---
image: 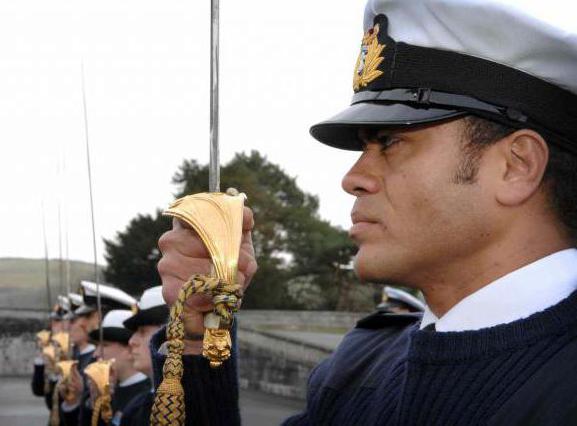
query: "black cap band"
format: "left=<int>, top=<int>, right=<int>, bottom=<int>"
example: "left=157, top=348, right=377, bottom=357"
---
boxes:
left=88, top=327, right=133, bottom=345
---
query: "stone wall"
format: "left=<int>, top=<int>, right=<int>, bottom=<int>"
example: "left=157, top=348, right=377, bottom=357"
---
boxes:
left=237, top=326, right=332, bottom=399
left=237, top=310, right=365, bottom=329
left=0, top=316, right=44, bottom=376
left=235, top=310, right=366, bottom=400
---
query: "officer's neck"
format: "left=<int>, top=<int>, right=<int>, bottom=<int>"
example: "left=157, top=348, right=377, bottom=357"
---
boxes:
left=116, top=364, right=140, bottom=384
left=420, top=222, right=572, bottom=318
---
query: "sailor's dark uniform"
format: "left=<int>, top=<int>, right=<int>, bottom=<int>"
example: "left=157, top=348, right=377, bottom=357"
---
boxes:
left=119, top=390, right=154, bottom=426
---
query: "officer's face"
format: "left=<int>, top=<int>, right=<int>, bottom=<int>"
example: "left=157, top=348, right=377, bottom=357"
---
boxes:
left=70, top=316, right=89, bottom=345
left=342, top=119, right=493, bottom=288
left=95, top=341, right=133, bottom=382
left=86, top=311, right=100, bottom=333
left=51, top=319, right=63, bottom=334
left=128, top=325, right=159, bottom=376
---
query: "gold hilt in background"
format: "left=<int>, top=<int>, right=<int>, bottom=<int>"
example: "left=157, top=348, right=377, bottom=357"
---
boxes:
left=163, top=190, right=245, bottom=367
left=56, top=360, right=78, bottom=403
left=44, top=331, right=69, bottom=375
left=36, top=330, right=51, bottom=349
left=85, top=359, right=114, bottom=426
left=49, top=360, right=79, bottom=426
left=51, top=331, right=70, bottom=361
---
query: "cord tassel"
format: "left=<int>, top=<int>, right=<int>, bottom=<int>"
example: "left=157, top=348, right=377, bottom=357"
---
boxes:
left=150, top=275, right=241, bottom=425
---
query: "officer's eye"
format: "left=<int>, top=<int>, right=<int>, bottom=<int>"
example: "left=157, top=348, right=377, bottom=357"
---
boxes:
left=377, top=135, right=401, bottom=151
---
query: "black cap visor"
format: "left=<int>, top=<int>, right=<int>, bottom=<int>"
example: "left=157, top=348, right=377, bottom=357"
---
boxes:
left=74, top=305, right=97, bottom=316
left=310, top=102, right=464, bottom=151
left=123, top=305, right=169, bottom=332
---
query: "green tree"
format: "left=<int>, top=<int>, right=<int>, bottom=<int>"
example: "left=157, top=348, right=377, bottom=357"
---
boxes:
left=103, top=211, right=171, bottom=296
left=104, top=151, right=358, bottom=308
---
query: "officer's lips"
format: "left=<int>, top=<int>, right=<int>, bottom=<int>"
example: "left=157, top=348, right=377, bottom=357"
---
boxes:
left=349, top=211, right=381, bottom=239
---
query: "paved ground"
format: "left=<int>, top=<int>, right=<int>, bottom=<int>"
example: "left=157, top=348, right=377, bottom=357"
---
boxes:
left=265, top=330, right=345, bottom=351
left=0, top=377, right=304, bottom=426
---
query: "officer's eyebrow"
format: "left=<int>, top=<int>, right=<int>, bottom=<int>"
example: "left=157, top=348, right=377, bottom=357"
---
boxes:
left=358, top=127, right=396, bottom=145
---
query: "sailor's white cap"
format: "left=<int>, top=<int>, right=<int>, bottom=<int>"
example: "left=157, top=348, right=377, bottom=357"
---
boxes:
left=88, top=309, right=133, bottom=344
left=57, top=295, right=70, bottom=311
left=123, top=286, right=169, bottom=331
left=50, top=298, right=69, bottom=320
left=68, top=293, right=83, bottom=309
left=80, top=281, right=137, bottom=312
left=311, top=0, right=577, bottom=154
left=378, top=286, right=426, bottom=313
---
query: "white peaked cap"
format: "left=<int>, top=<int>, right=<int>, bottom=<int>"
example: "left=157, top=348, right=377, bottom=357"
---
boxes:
left=123, top=286, right=169, bottom=331
left=57, top=295, right=71, bottom=311
left=89, top=309, right=134, bottom=344
left=364, top=0, right=577, bottom=93
left=101, top=310, right=133, bottom=329
left=384, top=286, right=426, bottom=312
left=138, top=286, right=165, bottom=310
left=81, top=280, right=137, bottom=308
left=68, top=293, right=83, bottom=307
left=311, top=0, right=577, bottom=154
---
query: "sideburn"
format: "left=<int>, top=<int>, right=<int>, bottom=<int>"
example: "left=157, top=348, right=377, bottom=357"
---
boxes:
left=452, top=141, right=486, bottom=185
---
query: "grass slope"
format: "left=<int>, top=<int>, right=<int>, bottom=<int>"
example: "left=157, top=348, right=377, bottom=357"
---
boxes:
left=0, top=258, right=103, bottom=310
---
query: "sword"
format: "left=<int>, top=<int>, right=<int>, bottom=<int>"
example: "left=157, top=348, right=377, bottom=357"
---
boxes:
left=151, top=3, right=244, bottom=422
left=41, top=203, right=53, bottom=319
left=209, top=0, right=220, bottom=193
left=81, top=62, right=104, bottom=358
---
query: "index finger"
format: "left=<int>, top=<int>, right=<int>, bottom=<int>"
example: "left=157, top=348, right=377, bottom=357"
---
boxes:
left=242, top=207, right=254, bottom=232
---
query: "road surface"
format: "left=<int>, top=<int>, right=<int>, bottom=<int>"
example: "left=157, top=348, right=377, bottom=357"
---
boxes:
left=0, top=377, right=304, bottom=426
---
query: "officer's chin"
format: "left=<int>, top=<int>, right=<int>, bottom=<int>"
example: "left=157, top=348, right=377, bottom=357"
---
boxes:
left=353, top=251, right=410, bottom=287
left=353, top=253, right=381, bottom=283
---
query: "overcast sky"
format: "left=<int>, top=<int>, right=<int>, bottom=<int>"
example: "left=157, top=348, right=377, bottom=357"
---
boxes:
left=0, top=0, right=366, bottom=266
left=3, top=0, right=571, bottom=269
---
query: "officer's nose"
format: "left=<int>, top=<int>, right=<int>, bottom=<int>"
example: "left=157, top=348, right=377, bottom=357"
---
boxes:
left=342, top=147, right=380, bottom=196
left=128, top=333, right=138, bottom=349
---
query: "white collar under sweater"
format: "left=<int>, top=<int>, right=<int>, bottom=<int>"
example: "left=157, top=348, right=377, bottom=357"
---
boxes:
left=119, top=372, right=148, bottom=387
left=80, top=343, right=95, bottom=356
left=420, top=248, right=577, bottom=332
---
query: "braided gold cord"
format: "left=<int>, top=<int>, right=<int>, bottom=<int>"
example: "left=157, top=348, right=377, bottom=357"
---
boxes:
left=91, top=396, right=101, bottom=426
left=150, top=275, right=242, bottom=426
left=101, top=392, right=113, bottom=425
left=49, top=350, right=63, bottom=426
left=90, top=393, right=113, bottom=426
left=44, top=372, right=51, bottom=397
left=49, top=378, right=61, bottom=426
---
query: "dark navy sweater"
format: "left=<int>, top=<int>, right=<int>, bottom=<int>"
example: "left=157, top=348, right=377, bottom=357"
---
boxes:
left=152, top=290, right=577, bottom=425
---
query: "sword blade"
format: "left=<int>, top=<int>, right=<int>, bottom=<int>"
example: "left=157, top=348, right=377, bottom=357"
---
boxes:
left=41, top=202, right=53, bottom=317
left=81, top=62, right=104, bottom=357
left=209, top=0, right=220, bottom=193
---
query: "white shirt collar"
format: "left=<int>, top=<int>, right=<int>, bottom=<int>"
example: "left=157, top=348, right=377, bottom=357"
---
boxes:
left=80, top=344, right=95, bottom=356
left=420, top=248, right=577, bottom=332
left=119, top=372, right=148, bottom=387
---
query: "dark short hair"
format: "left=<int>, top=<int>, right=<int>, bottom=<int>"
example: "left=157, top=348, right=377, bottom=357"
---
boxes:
left=458, top=116, right=577, bottom=244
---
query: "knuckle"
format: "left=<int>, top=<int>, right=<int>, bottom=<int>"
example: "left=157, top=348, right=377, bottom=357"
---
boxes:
left=157, top=230, right=173, bottom=253
left=249, top=259, right=258, bottom=275
left=156, top=257, right=170, bottom=277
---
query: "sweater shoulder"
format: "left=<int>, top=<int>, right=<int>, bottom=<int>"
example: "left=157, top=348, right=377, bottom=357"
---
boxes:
left=308, top=315, right=416, bottom=393
left=355, top=311, right=422, bottom=329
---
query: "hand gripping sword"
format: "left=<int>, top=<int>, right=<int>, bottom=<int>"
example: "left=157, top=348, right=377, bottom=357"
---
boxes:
left=151, top=2, right=246, bottom=425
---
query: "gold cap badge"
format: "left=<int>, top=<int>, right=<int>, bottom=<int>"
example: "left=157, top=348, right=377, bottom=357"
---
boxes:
left=353, top=23, right=386, bottom=92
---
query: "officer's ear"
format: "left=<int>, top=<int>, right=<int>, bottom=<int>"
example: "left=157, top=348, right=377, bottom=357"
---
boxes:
left=493, top=129, right=549, bottom=206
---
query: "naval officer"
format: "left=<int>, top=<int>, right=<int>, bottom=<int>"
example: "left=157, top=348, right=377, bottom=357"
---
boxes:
left=154, top=0, right=577, bottom=424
